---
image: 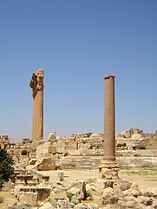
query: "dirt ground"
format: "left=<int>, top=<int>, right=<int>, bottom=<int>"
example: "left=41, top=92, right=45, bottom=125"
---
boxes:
left=120, top=169, right=157, bottom=188
left=0, top=191, right=17, bottom=209
left=40, top=169, right=157, bottom=188
left=0, top=169, right=157, bottom=209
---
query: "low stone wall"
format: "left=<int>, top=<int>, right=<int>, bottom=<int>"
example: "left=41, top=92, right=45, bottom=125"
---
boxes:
left=61, top=155, right=157, bottom=170
left=117, top=156, right=157, bottom=169
left=61, top=156, right=102, bottom=169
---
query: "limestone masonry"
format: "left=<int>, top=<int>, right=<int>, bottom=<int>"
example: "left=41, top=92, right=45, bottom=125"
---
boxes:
left=2, top=129, right=157, bottom=209
left=2, top=128, right=157, bottom=172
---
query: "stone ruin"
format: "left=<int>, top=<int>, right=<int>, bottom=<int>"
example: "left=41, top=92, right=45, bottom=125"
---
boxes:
left=0, top=134, right=9, bottom=149
left=4, top=127, right=157, bottom=173
left=3, top=128, right=157, bottom=208
left=2, top=71, right=157, bottom=209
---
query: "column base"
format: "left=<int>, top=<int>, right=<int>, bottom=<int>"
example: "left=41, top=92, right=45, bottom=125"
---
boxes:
left=99, top=159, right=119, bottom=180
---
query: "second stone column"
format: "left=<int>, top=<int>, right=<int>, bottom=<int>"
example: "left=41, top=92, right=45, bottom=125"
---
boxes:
left=101, top=75, right=119, bottom=179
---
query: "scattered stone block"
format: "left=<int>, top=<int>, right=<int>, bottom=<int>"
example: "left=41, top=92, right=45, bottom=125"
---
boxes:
left=58, top=171, right=64, bottom=181
left=69, top=180, right=86, bottom=200
left=102, top=187, right=118, bottom=205
left=9, top=203, right=30, bottom=209
left=19, top=191, right=38, bottom=207
left=37, top=157, right=56, bottom=171
left=38, top=202, right=54, bottom=209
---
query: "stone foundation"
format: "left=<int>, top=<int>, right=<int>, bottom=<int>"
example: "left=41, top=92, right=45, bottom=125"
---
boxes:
left=100, top=160, right=119, bottom=180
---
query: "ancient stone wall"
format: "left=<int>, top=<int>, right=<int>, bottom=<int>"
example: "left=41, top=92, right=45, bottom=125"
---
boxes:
left=4, top=128, right=157, bottom=171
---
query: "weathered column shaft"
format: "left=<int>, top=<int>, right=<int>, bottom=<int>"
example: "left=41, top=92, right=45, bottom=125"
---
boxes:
left=32, top=95, right=36, bottom=140
left=30, top=69, right=44, bottom=141
left=35, top=89, right=43, bottom=139
left=32, top=89, right=43, bottom=140
left=100, top=75, right=119, bottom=180
left=104, top=75, right=115, bottom=160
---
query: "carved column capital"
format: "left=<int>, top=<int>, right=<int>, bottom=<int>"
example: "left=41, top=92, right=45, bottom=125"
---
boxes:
left=29, top=69, right=44, bottom=98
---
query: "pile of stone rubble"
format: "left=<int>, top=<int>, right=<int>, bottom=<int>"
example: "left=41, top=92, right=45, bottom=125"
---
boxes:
left=8, top=175, right=157, bottom=209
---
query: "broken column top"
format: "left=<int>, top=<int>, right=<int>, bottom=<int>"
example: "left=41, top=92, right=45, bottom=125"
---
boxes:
left=36, top=68, right=44, bottom=77
left=104, top=75, right=115, bottom=79
left=29, top=68, right=44, bottom=98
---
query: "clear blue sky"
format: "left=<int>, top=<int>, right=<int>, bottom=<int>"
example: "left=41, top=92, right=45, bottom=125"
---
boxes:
left=0, top=0, right=157, bottom=142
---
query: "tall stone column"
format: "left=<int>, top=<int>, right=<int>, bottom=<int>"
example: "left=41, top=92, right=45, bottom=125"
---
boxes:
left=29, top=69, right=44, bottom=141
left=100, top=75, right=119, bottom=179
